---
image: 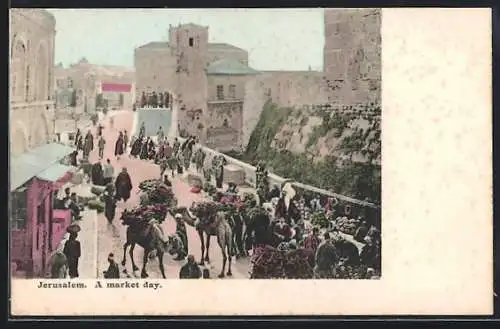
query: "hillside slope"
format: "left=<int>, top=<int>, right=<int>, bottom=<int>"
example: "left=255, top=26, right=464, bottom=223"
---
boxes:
left=230, top=101, right=381, bottom=203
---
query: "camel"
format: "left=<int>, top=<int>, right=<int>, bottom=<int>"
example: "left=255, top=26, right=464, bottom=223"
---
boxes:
left=121, top=213, right=183, bottom=278
left=174, top=206, right=234, bottom=278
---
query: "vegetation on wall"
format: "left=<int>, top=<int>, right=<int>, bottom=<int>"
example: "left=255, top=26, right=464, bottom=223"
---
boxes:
left=231, top=101, right=381, bottom=204
left=244, top=101, right=293, bottom=160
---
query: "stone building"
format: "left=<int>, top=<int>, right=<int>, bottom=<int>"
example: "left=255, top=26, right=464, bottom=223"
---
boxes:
left=135, top=23, right=258, bottom=152
left=135, top=23, right=326, bottom=152
left=323, top=8, right=381, bottom=105
left=135, top=10, right=381, bottom=151
left=54, top=58, right=135, bottom=113
left=10, top=9, right=57, bottom=157
left=205, top=59, right=259, bottom=150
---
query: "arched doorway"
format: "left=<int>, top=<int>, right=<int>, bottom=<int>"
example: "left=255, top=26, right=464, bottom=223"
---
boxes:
left=10, top=37, right=27, bottom=103
left=35, top=43, right=49, bottom=102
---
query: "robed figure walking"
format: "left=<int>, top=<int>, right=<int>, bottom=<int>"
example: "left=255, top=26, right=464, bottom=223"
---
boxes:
left=91, top=161, right=104, bottom=186
left=140, top=140, right=148, bottom=160
left=123, top=131, right=129, bottom=154
left=103, top=190, right=117, bottom=224
left=83, top=131, right=94, bottom=158
left=114, top=132, right=124, bottom=160
left=74, top=129, right=81, bottom=149
left=114, top=167, right=133, bottom=203
left=130, top=137, right=142, bottom=158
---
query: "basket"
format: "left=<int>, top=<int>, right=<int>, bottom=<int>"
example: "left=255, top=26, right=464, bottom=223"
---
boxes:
left=187, top=174, right=203, bottom=188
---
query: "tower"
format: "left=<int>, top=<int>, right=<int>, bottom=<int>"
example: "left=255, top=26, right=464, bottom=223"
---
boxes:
left=170, top=23, right=209, bottom=140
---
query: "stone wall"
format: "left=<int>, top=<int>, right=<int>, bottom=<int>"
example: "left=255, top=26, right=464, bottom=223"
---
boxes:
left=10, top=8, right=56, bottom=157
left=240, top=71, right=328, bottom=149
left=178, top=136, right=379, bottom=208
left=242, top=77, right=267, bottom=148
left=256, top=71, right=328, bottom=107
left=134, top=46, right=176, bottom=99
left=205, top=100, right=243, bottom=151
left=207, top=75, right=248, bottom=101
left=323, top=8, right=381, bottom=105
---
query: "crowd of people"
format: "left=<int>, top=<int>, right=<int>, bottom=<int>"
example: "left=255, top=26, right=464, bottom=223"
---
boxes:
left=138, top=91, right=172, bottom=109
left=67, top=117, right=381, bottom=279
left=219, top=182, right=382, bottom=279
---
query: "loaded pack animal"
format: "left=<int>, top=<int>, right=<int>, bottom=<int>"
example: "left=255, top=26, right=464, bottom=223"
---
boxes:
left=120, top=210, right=183, bottom=278
left=173, top=204, right=234, bottom=278
left=121, top=183, right=181, bottom=278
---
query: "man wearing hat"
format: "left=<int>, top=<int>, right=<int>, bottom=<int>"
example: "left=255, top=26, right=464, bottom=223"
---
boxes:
left=179, top=255, right=202, bottom=279
left=174, top=213, right=188, bottom=261
left=63, top=232, right=81, bottom=278
left=103, top=253, right=120, bottom=279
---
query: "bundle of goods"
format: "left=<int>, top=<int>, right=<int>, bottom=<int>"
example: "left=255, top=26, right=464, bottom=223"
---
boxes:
left=87, top=199, right=105, bottom=213
left=78, top=195, right=98, bottom=205
left=190, top=201, right=220, bottom=217
left=335, top=216, right=361, bottom=235
left=120, top=203, right=170, bottom=225
left=218, top=202, right=238, bottom=216
left=90, top=186, right=106, bottom=196
left=203, top=182, right=217, bottom=196
left=219, top=193, right=240, bottom=204
left=250, top=245, right=314, bottom=279
left=332, top=263, right=379, bottom=279
left=138, top=179, right=175, bottom=206
left=190, top=186, right=202, bottom=194
left=310, top=211, right=330, bottom=229
left=242, top=192, right=256, bottom=204
left=190, top=201, right=236, bottom=218
left=187, top=174, right=203, bottom=189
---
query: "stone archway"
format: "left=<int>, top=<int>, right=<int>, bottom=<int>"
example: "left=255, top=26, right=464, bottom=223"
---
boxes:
left=35, top=42, right=49, bottom=102
left=10, top=121, right=29, bottom=157
left=10, top=36, right=27, bottom=102
left=30, top=113, right=50, bottom=148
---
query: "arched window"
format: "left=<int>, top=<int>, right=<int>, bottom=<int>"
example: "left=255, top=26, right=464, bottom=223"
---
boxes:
left=11, top=39, right=27, bottom=102
left=36, top=44, right=48, bottom=101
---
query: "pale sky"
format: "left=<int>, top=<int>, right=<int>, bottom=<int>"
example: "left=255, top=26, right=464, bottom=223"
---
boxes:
left=47, top=9, right=325, bottom=71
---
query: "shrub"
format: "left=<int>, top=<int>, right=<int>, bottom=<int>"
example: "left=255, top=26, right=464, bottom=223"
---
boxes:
left=233, top=102, right=381, bottom=203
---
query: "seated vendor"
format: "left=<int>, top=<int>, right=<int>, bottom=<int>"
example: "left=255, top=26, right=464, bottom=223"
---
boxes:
left=163, top=175, right=172, bottom=187
left=68, top=193, right=83, bottom=221
left=226, top=182, right=238, bottom=194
